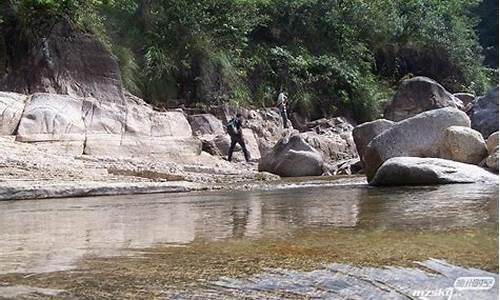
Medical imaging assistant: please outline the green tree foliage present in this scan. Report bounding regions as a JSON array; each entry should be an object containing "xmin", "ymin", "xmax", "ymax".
[
  {"xmin": 475, "ymin": 0, "xmax": 499, "ymax": 68},
  {"xmin": 1, "ymin": 0, "xmax": 497, "ymax": 122}
]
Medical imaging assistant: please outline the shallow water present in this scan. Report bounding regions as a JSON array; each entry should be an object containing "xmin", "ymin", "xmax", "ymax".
[{"xmin": 0, "ymin": 179, "xmax": 497, "ymax": 275}]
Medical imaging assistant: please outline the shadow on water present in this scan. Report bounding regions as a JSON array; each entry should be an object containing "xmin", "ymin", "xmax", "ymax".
[{"xmin": 0, "ymin": 181, "xmax": 497, "ymax": 274}]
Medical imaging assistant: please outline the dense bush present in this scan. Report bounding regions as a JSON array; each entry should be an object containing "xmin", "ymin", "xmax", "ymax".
[{"xmin": 1, "ymin": 0, "xmax": 498, "ymax": 122}]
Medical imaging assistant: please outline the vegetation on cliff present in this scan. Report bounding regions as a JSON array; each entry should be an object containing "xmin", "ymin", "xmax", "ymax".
[{"xmin": 0, "ymin": 0, "xmax": 498, "ymax": 122}]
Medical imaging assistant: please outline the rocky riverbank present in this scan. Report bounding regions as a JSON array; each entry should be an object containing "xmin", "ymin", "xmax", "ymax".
[
  {"xmin": 1, "ymin": 80, "xmax": 499, "ymax": 200},
  {"xmin": 0, "ymin": 21, "xmax": 497, "ymax": 200},
  {"xmin": 0, "ymin": 88, "xmax": 361, "ymax": 200}
]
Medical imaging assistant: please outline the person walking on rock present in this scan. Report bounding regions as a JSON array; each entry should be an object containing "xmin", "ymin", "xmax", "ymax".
[
  {"xmin": 277, "ymin": 91, "xmax": 289, "ymax": 128},
  {"xmin": 227, "ymin": 113, "xmax": 250, "ymax": 162}
]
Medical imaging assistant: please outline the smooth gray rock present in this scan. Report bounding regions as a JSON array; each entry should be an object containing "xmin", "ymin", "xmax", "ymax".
[
  {"xmin": 441, "ymin": 126, "xmax": 487, "ymax": 164},
  {"xmin": 188, "ymin": 114, "xmax": 225, "ymax": 136},
  {"xmin": 258, "ymin": 132, "xmax": 324, "ymax": 177},
  {"xmin": 468, "ymin": 87, "xmax": 499, "ymax": 138},
  {"xmin": 16, "ymin": 93, "xmax": 86, "ymax": 155},
  {"xmin": 384, "ymin": 76, "xmax": 463, "ymax": 121},
  {"xmin": 486, "ymin": 132, "xmax": 499, "ymax": 154},
  {"xmin": 17, "ymin": 93, "xmax": 86, "ymax": 142},
  {"xmin": 353, "ymin": 119, "xmax": 395, "ymax": 160},
  {"xmin": 370, "ymin": 157, "xmax": 498, "ymax": 186},
  {"xmin": 364, "ymin": 108, "xmax": 470, "ymax": 181},
  {"xmin": 0, "ymin": 92, "xmax": 27, "ymax": 135}
]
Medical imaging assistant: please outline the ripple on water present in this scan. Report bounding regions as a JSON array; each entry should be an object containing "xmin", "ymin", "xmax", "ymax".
[{"xmin": 0, "ymin": 181, "xmax": 497, "ymax": 274}]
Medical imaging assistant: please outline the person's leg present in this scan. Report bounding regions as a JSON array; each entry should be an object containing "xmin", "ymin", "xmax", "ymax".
[
  {"xmin": 228, "ymin": 137, "xmax": 237, "ymax": 161},
  {"xmin": 281, "ymin": 111, "xmax": 288, "ymax": 128},
  {"xmin": 237, "ymin": 136, "xmax": 250, "ymax": 162}
]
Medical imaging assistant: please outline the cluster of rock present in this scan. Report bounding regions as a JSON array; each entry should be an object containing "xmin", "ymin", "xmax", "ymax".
[
  {"xmin": 354, "ymin": 76, "xmax": 498, "ymax": 186},
  {"xmin": 187, "ymin": 109, "xmax": 360, "ymax": 176}
]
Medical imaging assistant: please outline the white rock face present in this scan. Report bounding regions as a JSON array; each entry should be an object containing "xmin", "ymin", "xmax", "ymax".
[
  {"xmin": 16, "ymin": 93, "xmax": 86, "ymax": 155},
  {"xmin": 84, "ymin": 99, "xmax": 199, "ymax": 157},
  {"xmin": 17, "ymin": 93, "xmax": 86, "ymax": 142},
  {"xmin": 9, "ymin": 92, "xmax": 200, "ymax": 157},
  {"xmin": 0, "ymin": 92, "xmax": 28, "ymax": 135}
]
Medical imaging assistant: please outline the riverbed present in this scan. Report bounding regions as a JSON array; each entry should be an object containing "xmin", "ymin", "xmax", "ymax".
[{"xmin": 0, "ymin": 178, "xmax": 497, "ymax": 298}]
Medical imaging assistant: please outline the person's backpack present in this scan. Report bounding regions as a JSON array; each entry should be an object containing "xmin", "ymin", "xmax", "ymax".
[{"xmin": 226, "ymin": 118, "xmax": 239, "ymax": 136}]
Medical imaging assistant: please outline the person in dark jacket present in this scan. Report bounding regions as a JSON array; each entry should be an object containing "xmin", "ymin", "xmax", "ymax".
[{"xmin": 227, "ymin": 113, "xmax": 250, "ymax": 162}]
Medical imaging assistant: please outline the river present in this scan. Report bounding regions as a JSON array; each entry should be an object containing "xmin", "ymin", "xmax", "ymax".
[{"xmin": 0, "ymin": 178, "xmax": 497, "ymax": 298}]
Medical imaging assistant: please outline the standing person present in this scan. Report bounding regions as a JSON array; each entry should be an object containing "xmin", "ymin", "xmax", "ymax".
[
  {"xmin": 277, "ymin": 91, "xmax": 289, "ymax": 128},
  {"xmin": 227, "ymin": 113, "xmax": 250, "ymax": 162}
]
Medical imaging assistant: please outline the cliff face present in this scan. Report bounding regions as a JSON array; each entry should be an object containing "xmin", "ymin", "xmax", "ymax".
[
  {"xmin": 1, "ymin": 22, "xmax": 124, "ymax": 104},
  {"xmin": 0, "ymin": 21, "xmax": 202, "ymax": 158}
]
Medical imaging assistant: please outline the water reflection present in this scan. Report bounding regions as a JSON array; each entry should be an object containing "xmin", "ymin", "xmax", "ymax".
[{"xmin": 0, "ymin": 182, "xmax": 497, "ymax": 274}]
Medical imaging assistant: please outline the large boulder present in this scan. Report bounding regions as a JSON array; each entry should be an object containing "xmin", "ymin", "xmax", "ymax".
[
  {"xmin": 258, "ymin": 132, "xmax": 324, "ymax": 177},
  {"xmin": 188, "ymin": 114, "xmax": 225, "ymax": 136},
  {"xmin": 243, "ymin": 108, "xmax": 283, "ymax": 155},
  {"xmin": 485, "ymin": 132, "xmax": 499, "ymax": 172},
  {"xmin": 468, "ymin": 87, "xmax": 499, "ymax": 138},
  {"xmin": 16, "ymin": 93, "xmax": 86, "ymax": 155},
  {"xmin": 0, "ymin": 92, "xmax": 28, "ymax": 135},
  {"xmin": 441, "ymin": 126, "xmax": 487, "ymax": 164},
  {"xmin": 486, "ymin": 132, "xmax": 499, "ymax": 154},
  {"xmin": 303, "ymin": 117, "xmax": 358, "ymax": 161},
  {"xmin": 371, "ymin": 157, "xmax": 499, "ymax": 186},
  {"xmin": 363, "ymin": 108, "xmax": 470, "ymax": 182},
  {"xmin": 352, "ymin": 119, "xmax": 395, "ymax": 161},
  {"xmin": 384, "ymin": 76, "xmax": 463, "ymax": 121},
  {"xmin": 0, "ymin": 22, "xmax": 124, "ymax": 104},
  {"xmin": 302, "ymin": 132, "xmax": 356, "ymax": 162}
]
